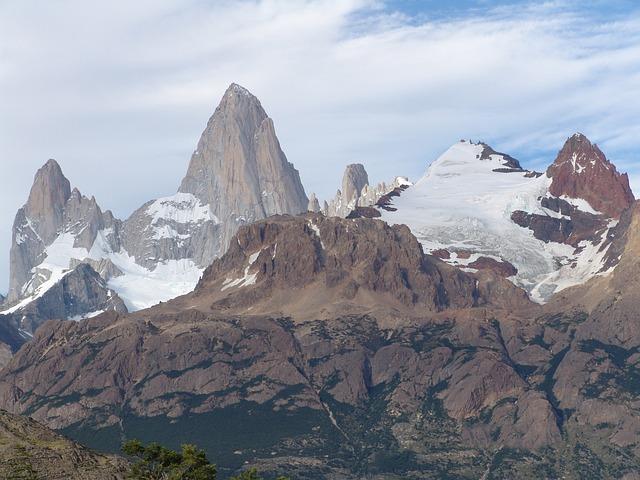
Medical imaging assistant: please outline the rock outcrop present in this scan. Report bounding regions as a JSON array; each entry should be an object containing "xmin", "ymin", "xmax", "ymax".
[
  {"xmin": 307, "ymin": 193, "xmax": 321, "ymax": 213},
  {"xmin": 341, "ymin": 163, "xmax": 369, "ymax": 206},
  {"xmin": 4, "ymin": 263, "xmax": 127, "ymax": 334},
  {"xmin": 0, "ymin": 316, "xmax": 27, "ymax": 369},
  {"xmin": 192, "ymin": 213, "xmax": 530, "ymax": 317},
  {"xmin": 324, "ymin": 163, "xmax": 411, "ymax": 218},
  {"xmin": 0, "ymin": 410, "xmax": 127, "ymax": 479},
  {"xmin": 547, "ymin": 133, "xmax": 634, "ymax": 218}
]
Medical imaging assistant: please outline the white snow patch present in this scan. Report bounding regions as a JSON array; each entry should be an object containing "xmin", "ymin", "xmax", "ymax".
[
  {"xmin": 221, "ymin": 251, "xmax": 261, "ymax": 291},
  {"xmin": 18, "ymin": 329, "xmax": 33, "ymax": 339},
  {"xmin": 107, "ymin": 255, "xmax": 204, "ymax": 311},
  {"xmin": 307, "ymin": 220, "xmax": 325, "ymax": 249},
  {"xmin": 558, "ymin": 195, "xmax": 601, "ymax": 215},
  {"xmin": 69, "ymin": 310, "xmax": 105, "ymax": 321},
  {"xmin": 146, "ymin": 192, "xmax": 218, "ymax": 225},
  {"xmin": 380, "ymin": 141, "xmax": 615, "ymax": 303},
  {"xmin": 395, "ymin": 176, "xmax": 412, "ymax": 187}
]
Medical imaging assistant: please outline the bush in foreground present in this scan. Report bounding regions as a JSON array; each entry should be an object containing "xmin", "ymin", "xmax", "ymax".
[{"xmin": 122, "ymin": 440, "xmax": 289, "ymax": 480}]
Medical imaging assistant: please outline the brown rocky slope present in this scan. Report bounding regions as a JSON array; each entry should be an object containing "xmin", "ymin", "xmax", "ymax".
[
  {"xmin": 0, "ymin": 409, "xmax": 127, "ymax": 479},
  {"xmin": 2, "ymin": 213, "xmax": 640, "ymax": 478}
]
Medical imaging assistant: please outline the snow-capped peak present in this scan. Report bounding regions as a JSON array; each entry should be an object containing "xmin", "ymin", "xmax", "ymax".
[
  {"xmin": 417, "ymin": 141, "xmax": 524, "ymax": 187},
  {"xmin": 380, "ymin": 139, "xmax": 623, "ymax": 303}
]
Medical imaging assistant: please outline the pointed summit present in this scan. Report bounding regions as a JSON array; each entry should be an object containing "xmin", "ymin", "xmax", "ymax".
[
  {"xmin": 342, "ymin": 164, "xmax": 369, "ymax": 205},
  {"xmin": 308, "ymin": 193, "xmax": 321, "ymax": 213},
  {"xmin": 547, "ymin": 133, "xmax": 634, "ymax": 218},
  {"xmin": 24, "ymin": 159, "xmax": 71, "ymax": 242},
  {"xmin": 179, "ymin": 83, "xmax": 308, "ymax": 253}
]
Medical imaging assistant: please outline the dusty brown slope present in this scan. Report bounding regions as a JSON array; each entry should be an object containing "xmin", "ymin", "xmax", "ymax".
[
  {"xmin": 3, "ymin": 212, "xmax": 640, "ymax": 478},
  {"xmin": 0, "ymin": 215, "xmax": 564, "ymax": 479},
  {"xmin": 0, "ymin": 409, "xmax": 127, "ymax": 479}
]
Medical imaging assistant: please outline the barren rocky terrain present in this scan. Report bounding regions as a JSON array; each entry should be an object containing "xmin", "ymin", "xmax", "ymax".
[{"xmin": 2, "ymin": 210, "xmax": 640, "ymax": 478}]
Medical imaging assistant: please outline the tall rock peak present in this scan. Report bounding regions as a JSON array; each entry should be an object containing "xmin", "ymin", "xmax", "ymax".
[
  {"xmin": 178, "ymin": 83, "xmax": 308, "ymax": 253},
  {"xmin": 308, "ymin": 193, "xmax": 321, "ymax": 213},
  {"xmin": 25, "ymin": 159, "xmax": 72, "ymax": 236},
  {"xmin": 8, "ymin": 159, "xmax": 73, "ymax": 301},
  {"xmin": 325, "ymin": 163, "xmax": 409, "ymax": 218},
  {"xmin": 7, "ymin": 158, "xmax": 120, "ymax": 307},
  {"xmin": 342, "ymin": 164, "xmax": 369, "ymax": 205},
  {"xmin": 547, "ymin": 133, "xmax": 634, "ymax": 218}
]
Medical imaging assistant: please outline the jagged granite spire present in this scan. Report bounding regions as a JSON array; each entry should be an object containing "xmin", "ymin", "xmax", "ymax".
[
  {"xmin": 179, "ymin": 83, "xmax": 308, "ymax": 251},
  {"xmin": 325, "ymin": 163, "xmax": 409, "ymax": 218},
  {"xmin": 23, "ymin": 159, "xmax": 71, "ymax": 243},
  {"xmin": 307, "ymin": 193, "xmax": 321, "ymax": 213},
  {"xmin": 341, "ymin": 164, "xmax": 369, "ymax": 205},
  {"xmin": 7, "ymin": 159, "xmax": 122, "ymax": 313},
  {"xmin": 547, "ymin": 133, "xmax": 634, "ymax": 218},
  {"xmin": 8, "ymin": 160, "xmax": 71, "ymax": 301}
]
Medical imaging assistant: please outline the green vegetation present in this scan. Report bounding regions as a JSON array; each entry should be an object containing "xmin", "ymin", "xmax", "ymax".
[
  {"xmin": 7, "ymin": 445, "xmax": 39, "ymax": 480},
  {"xmin": 122, "ymin": 440, "xmax": 290, "ymax": 480},
  {"xmin": 123, "ymin": 440, "xmax": 217, "ymax": 479}
]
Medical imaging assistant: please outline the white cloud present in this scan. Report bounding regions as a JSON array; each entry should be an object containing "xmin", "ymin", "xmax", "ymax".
[{"xmin": 0, "ymin": 0, "xmax": 639, "ymax": 292}]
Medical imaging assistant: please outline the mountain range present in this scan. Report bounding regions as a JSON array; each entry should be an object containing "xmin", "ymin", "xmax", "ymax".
[{"xmin": 0, "ymin": 84, "xmax": 639, "ymax": 479}]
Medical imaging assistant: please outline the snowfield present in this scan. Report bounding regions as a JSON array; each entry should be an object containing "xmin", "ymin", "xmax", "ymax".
[
  {"xmin": 1, "ymin": 194, "xmax": 212, "ymax": 316},
  {"xmin": 380, "ymin": 140, "xmax": 614, "ymax": 303}
]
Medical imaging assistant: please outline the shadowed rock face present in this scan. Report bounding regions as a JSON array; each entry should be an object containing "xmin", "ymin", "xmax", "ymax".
[
  {"xmin": 0, "ymin": 410, "xmax": 127, "ymax": 479},
  {"xmin": 547, "ymin": 133, "xmax": 635, "ymax": 218},
  {"xmin": 11, "ymin": 263, "xmax": 127, "ymax": 333},
  {"xmin": 0, "ymin": 316, "xmax": 25, "ymax": 369}
]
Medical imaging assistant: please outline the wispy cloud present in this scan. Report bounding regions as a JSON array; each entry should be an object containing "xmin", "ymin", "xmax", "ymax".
[{"xmin": 0, "ymin": 0, "xmax": 639, "ymax": 292}]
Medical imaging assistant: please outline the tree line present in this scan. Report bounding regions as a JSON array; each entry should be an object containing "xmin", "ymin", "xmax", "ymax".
[{"xmin": 122, "ymin": 440, "xmax": 290, "ymax": 480}]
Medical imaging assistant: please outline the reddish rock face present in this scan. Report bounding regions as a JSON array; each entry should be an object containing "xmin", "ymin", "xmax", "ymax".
[
  {"xmin": 468, "ymin": 256, "xmax": 518, "ymax": 278},
  {"xmin": 431, "ymin": 248, "xmax": 451, "ymax": 259},
  {"xmin": 547, "ymin": 133, "xmax": 634, "ymax": 218}
]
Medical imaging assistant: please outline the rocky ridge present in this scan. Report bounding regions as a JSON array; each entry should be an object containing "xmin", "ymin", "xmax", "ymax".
[
  {"xmin": 0, "ymin": 213, "xmax": 615, "ymax": 479},
  {"xmin": 2, "ymin": 204, "xmax": 640, "ymax": 478},
  {"xmin": 2, "ymin": 83, "xmax": 309, "ymax": 326},
  {"xmin": 320, "ymin": 163, "xmax": 411, "ymax": 218},
  {"xmin": 547, "ymin": 133, "xmax": 634, "ymax": 219},
  {"xmin": 377, "ymin": 135, "xmax": 634, "ymax": 303}
]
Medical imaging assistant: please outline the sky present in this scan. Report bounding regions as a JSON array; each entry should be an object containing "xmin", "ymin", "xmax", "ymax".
[{"xmin": 1, "ymin": 0, "xmax": 640, "ymax": 293}]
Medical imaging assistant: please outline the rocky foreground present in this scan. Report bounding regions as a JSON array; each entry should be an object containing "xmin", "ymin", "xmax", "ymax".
[{"xmin": 0, "ymin": 409, "xmax": 127, "ymax": 479}]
